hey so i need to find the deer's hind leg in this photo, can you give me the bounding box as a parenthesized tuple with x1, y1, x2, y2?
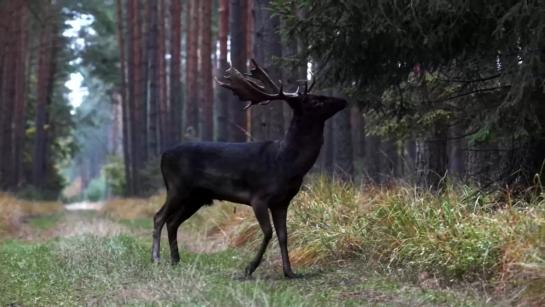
(166, 197, 203, 264)
(152, 191, 184, 263)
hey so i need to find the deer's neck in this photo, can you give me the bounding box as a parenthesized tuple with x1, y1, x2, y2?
(278, 116, 324, 176)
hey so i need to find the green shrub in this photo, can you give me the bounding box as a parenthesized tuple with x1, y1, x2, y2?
(103, 155, 126, 196)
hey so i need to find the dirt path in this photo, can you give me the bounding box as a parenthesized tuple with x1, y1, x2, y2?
(64, 201, 105, 211)
(18, 206, 230, 254)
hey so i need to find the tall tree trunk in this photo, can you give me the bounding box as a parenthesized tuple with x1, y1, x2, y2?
(350, 106, 365, 181)
(169, 0, 183, 145)
(0, 3, 5, 188)
(199, 0, 213, 140)
(13, 0, 29, 188)
(139, 0, 149, 164)
(380, 139, 398, 183)
(130, 0, 143, 192)
(216, 0, 230, 142)
(33, 8, 56, 188)
(147, 0, 159, 156)
(157, 0, 168, 151)
(228, 0, 248, 142)
(185, 0, 199, 139)
(333, 106, 354, 180)
(365, 134, 382, 183)
(0, 2, 16, 189)
(321, 119, 334, 176)
(116, 0, 133, 195)
(416, 125, 448, 190)
(448, 124, 466, 179)
(252, 0, 283, 141)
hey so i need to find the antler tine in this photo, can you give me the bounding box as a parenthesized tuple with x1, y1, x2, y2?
(249, 59, 279, 93)
(216, 60, 300, 109)
(308, 79, 316, 93)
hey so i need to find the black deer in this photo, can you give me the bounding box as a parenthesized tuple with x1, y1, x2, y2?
(152, 59, 347, 278)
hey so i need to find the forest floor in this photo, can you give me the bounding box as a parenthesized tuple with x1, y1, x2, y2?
(0, 203, 499, 306)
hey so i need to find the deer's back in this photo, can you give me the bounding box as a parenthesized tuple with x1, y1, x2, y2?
(160, 141, 291, 205)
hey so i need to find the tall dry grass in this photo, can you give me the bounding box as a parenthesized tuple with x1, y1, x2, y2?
(0, 192, 63, 238)
(210, 177, 545, 303)
(100, 177, 545, 303)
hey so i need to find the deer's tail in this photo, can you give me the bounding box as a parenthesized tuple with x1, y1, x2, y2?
(160, 153, 170, 191)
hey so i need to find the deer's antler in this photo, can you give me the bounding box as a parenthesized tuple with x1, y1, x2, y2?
(215, 59, 300, 109)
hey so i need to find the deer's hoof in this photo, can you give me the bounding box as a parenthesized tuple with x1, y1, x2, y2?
(284, 271, 303, 279)
(171, 258, 180, 266)
(244, 265, 254, 278)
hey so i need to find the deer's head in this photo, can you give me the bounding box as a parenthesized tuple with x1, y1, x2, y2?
(216, 59, 347, 122)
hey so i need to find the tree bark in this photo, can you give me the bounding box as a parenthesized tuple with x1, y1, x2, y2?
(0, 1, 15, 189)
(147, 0, 160, 156)
(216, 0, 230, 142)
(138, 0, 149, 163)
(116, 0, 133, 195)
(13, 0, 29, 188)
(416, 125, 448, 190)
(32, 7, 57, 188)
(228, 0, 248, 142)
(252, 0, 283, 141)
(199, 0, 213, 140)
(157, 0, 168, 151)
(380, 139, 398, 182)
(350, 106, 365, 181)
(169, 0, 183, 145)
(129, 0, 143, 192)
(185, 0, 199, 138)
(333, 107, 354, 180)
(365, 134, 382, 184)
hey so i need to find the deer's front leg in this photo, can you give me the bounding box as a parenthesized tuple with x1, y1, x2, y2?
(244, 201, 273, 277)
(271, 206, 300, 279)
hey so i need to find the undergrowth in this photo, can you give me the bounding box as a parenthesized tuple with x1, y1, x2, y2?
(0, 193, 62, 238)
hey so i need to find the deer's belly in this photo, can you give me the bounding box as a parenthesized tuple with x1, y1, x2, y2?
(192, 175, 252, 205)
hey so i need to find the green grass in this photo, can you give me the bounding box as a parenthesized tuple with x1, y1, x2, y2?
(118, 217, 153, 230)
(0, 233, 487, 306)
(27, 213, 63, 230)
(3, 177, 545, 305)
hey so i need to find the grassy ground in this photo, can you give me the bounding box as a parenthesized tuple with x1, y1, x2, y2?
(0, 212, 487, 306)
(1, 178, 544, 305)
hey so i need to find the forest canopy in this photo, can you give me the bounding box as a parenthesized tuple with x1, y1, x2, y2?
(1, 0, 544, 199)
(274, 0, 545, 187)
